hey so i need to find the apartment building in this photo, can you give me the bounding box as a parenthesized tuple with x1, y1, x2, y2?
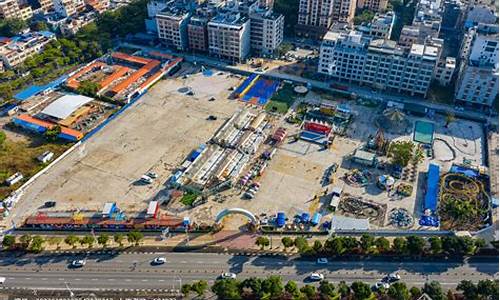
(156, 6, 190, 50)
(297, 0, 356, 38)
(36, 0, 55, 12)
(434, 56, 456, 85)
(0, 0, 33, 20)
(59, 11, 96, 36)
(188, 16, 209, 52)
(455, 24, 499, 108)
(249, 7, 284, 55)
(0, 31, 56, 69)
(53, 0, 84, 17)
(207, 11, 250, 62)
(412, 0, 443, 40)
(357, 11, 394, 40)
(318, 29, 439, 96)
(357, 0, 388, 12)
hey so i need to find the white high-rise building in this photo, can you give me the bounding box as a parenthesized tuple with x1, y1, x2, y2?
(208, 11, 250, 62)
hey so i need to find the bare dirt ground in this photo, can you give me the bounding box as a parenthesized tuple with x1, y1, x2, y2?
(6, 66, 245, 226)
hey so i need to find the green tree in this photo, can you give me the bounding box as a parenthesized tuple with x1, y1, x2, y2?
(429, 236, 443, 255)
(410, 286, 422, 299)
(46, 236, 63, 250)
(338, 281, 351, 298)
(312, 240, 323, 253)
(44, 125, 61, 141)
(388, 141, 415, 167)
(360, 234, 374, 253)
(477, 279, 498, 300)
(354, 10, 375, 25)
(285, 280, 301, 298)
(388, 282, 410, 300)
(0, 131, 6, 149)
(19, 234, 32, 249)
(2, 235, 15, 249)
(81, 235, 95, 249)
(294, 236, 309, 253)
(374, 237, 390, 253)
(191, 280, 208, 297)
(281, 237, 294, 250)
(31, 21, 49, 32)
(97, 234, 110, 248)
(261, 275, 284, 298)
(114, 233, 125, 247)
(0, 18, 28, 36)
(422, 281, 444, 300)
(444, 111, 456, 128)
(457, 280, 478, 300)
(127, 231, 143, 246)
(65, 235, 79, 248)
(256, 236, 270, 249)
(392, 237, 408, 254)
(77, 80, 100, 96)
(300, 285, 317, 299)
(319, 280, 336, 298)
(29, 236, 45, 253)
(406, 236, 426, 256)
(181, 283, 191, 296)
(324, 237, 346, 255)
(351, 281, 372, 300)
(212, 279, 241, 299)
(240, 277, 263, 297)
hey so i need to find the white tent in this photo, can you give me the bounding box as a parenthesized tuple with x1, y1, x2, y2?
(41, 94, 93, 120)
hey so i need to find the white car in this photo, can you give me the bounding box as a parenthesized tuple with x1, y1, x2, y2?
(220, 272, 237, 280)
(309, 273, 324, 281)
(152, 257, 166, 265)
(374, 282, 390, 290)
(146, 172, 158, 179)
(383, 272, 401, 282)
(140, 175, 153, 184)
(0, 277, 5, 284)
(71, 259, 86, 268)
(317, 258, 328, 264)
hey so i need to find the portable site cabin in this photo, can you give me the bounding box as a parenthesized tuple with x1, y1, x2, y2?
(146, 201, 159, 218)
(102, 202, 117, 218)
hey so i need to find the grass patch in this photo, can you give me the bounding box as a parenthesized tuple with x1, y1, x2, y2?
(0, 133, 71, 199)
(264, 83, 297, 114)
(180, 192, 198, 206)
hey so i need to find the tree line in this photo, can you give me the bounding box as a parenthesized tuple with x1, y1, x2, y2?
(1, 231, 144, 252)
(0, 0, 148, 102)
(185, 276, 498, 300)
(256, 234, 487, 257)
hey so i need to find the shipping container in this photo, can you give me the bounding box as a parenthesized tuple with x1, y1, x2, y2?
(311, 212, 322, 226)
(276, 212, 286, 227)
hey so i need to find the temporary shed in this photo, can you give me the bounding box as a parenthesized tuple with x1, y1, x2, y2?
(330, 216, 370, 231)
(41, 94, 93, 120)
(352, 149, 377, 166)
(424, 163, 440, 213)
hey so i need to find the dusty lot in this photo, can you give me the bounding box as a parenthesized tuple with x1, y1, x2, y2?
(6, 67, 245, 225)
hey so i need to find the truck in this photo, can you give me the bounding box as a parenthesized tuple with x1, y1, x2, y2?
(311, 212, 322, 226)
(276, 212, 286, 227)
(329, 186, 343, 211)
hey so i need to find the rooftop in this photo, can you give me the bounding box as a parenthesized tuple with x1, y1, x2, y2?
(41, 94, 94, 120)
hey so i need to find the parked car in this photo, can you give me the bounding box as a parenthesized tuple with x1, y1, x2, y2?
(207, 115, 217, 121)
(373, 282, 390, 290)
(44, 201, 56, 208)
(219, 272, 237, 279)
(309, 273, 324, 281)
(382, 272, 401, 283)
(140, 175, 153, 184)
(0, 277, 5, 284)
(71, 260, 86, 268)
(146, 172, 158, 179)
(152, 257, 166, 265)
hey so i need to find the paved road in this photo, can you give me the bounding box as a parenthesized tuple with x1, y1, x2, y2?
(0, 253, 496, 291)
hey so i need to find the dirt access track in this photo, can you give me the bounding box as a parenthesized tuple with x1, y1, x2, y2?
(5, 68, 244, 227)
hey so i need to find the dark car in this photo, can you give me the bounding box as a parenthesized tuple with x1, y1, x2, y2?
(44, 201, 56, 208)
(207, 115, 217, 121)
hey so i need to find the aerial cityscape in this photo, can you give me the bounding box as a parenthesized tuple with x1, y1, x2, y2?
(0, 0, 497, 298)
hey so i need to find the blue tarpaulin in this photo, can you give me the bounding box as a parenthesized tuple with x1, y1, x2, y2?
(450, 165, 479, 178)
(424, 163, 440, 212)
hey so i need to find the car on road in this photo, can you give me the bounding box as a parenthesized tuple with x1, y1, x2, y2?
(219, 272, 237, 280)
(146, 172, 158, 179)
(207, 115, 217, 121)
(71, 260, 86, 268)
(317, 258, 328, 264)
(373, 282, 390, 290)
(152, 257, 166, 265)
(0, 277, 5, 284)
(308, 273, 324, 281)
(382, 272, 401, 283)
(44, 201, 56, 208)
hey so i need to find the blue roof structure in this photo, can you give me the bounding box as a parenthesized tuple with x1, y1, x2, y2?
(450, 165, 479, 178)
(14, 74, 69, 101)
(424, 163, 440, 212)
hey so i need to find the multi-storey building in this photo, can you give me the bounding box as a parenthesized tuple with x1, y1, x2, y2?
(36, 0, 55, 12)
(0, 31, 56, 68)
(297, 0, 356, 38)
(318, 29, 439, 96)
(455, 24, 499, 108)
(357, 11, 394, 40)
(399, 25, 424, 50)
(53, 0, 76, 16)
(207, 11, 250, 62)
(188, 16, 209, 52)
(434, 56, 456, 85)
(356, 0, 388, 12)
(249, 7, 284, 55)
(0, 0, 33, 20)
(412, 0, 443, 40)
(156, 5, 190, 50)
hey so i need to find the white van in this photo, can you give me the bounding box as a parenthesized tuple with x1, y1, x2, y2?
(140, 175, 153, 184)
